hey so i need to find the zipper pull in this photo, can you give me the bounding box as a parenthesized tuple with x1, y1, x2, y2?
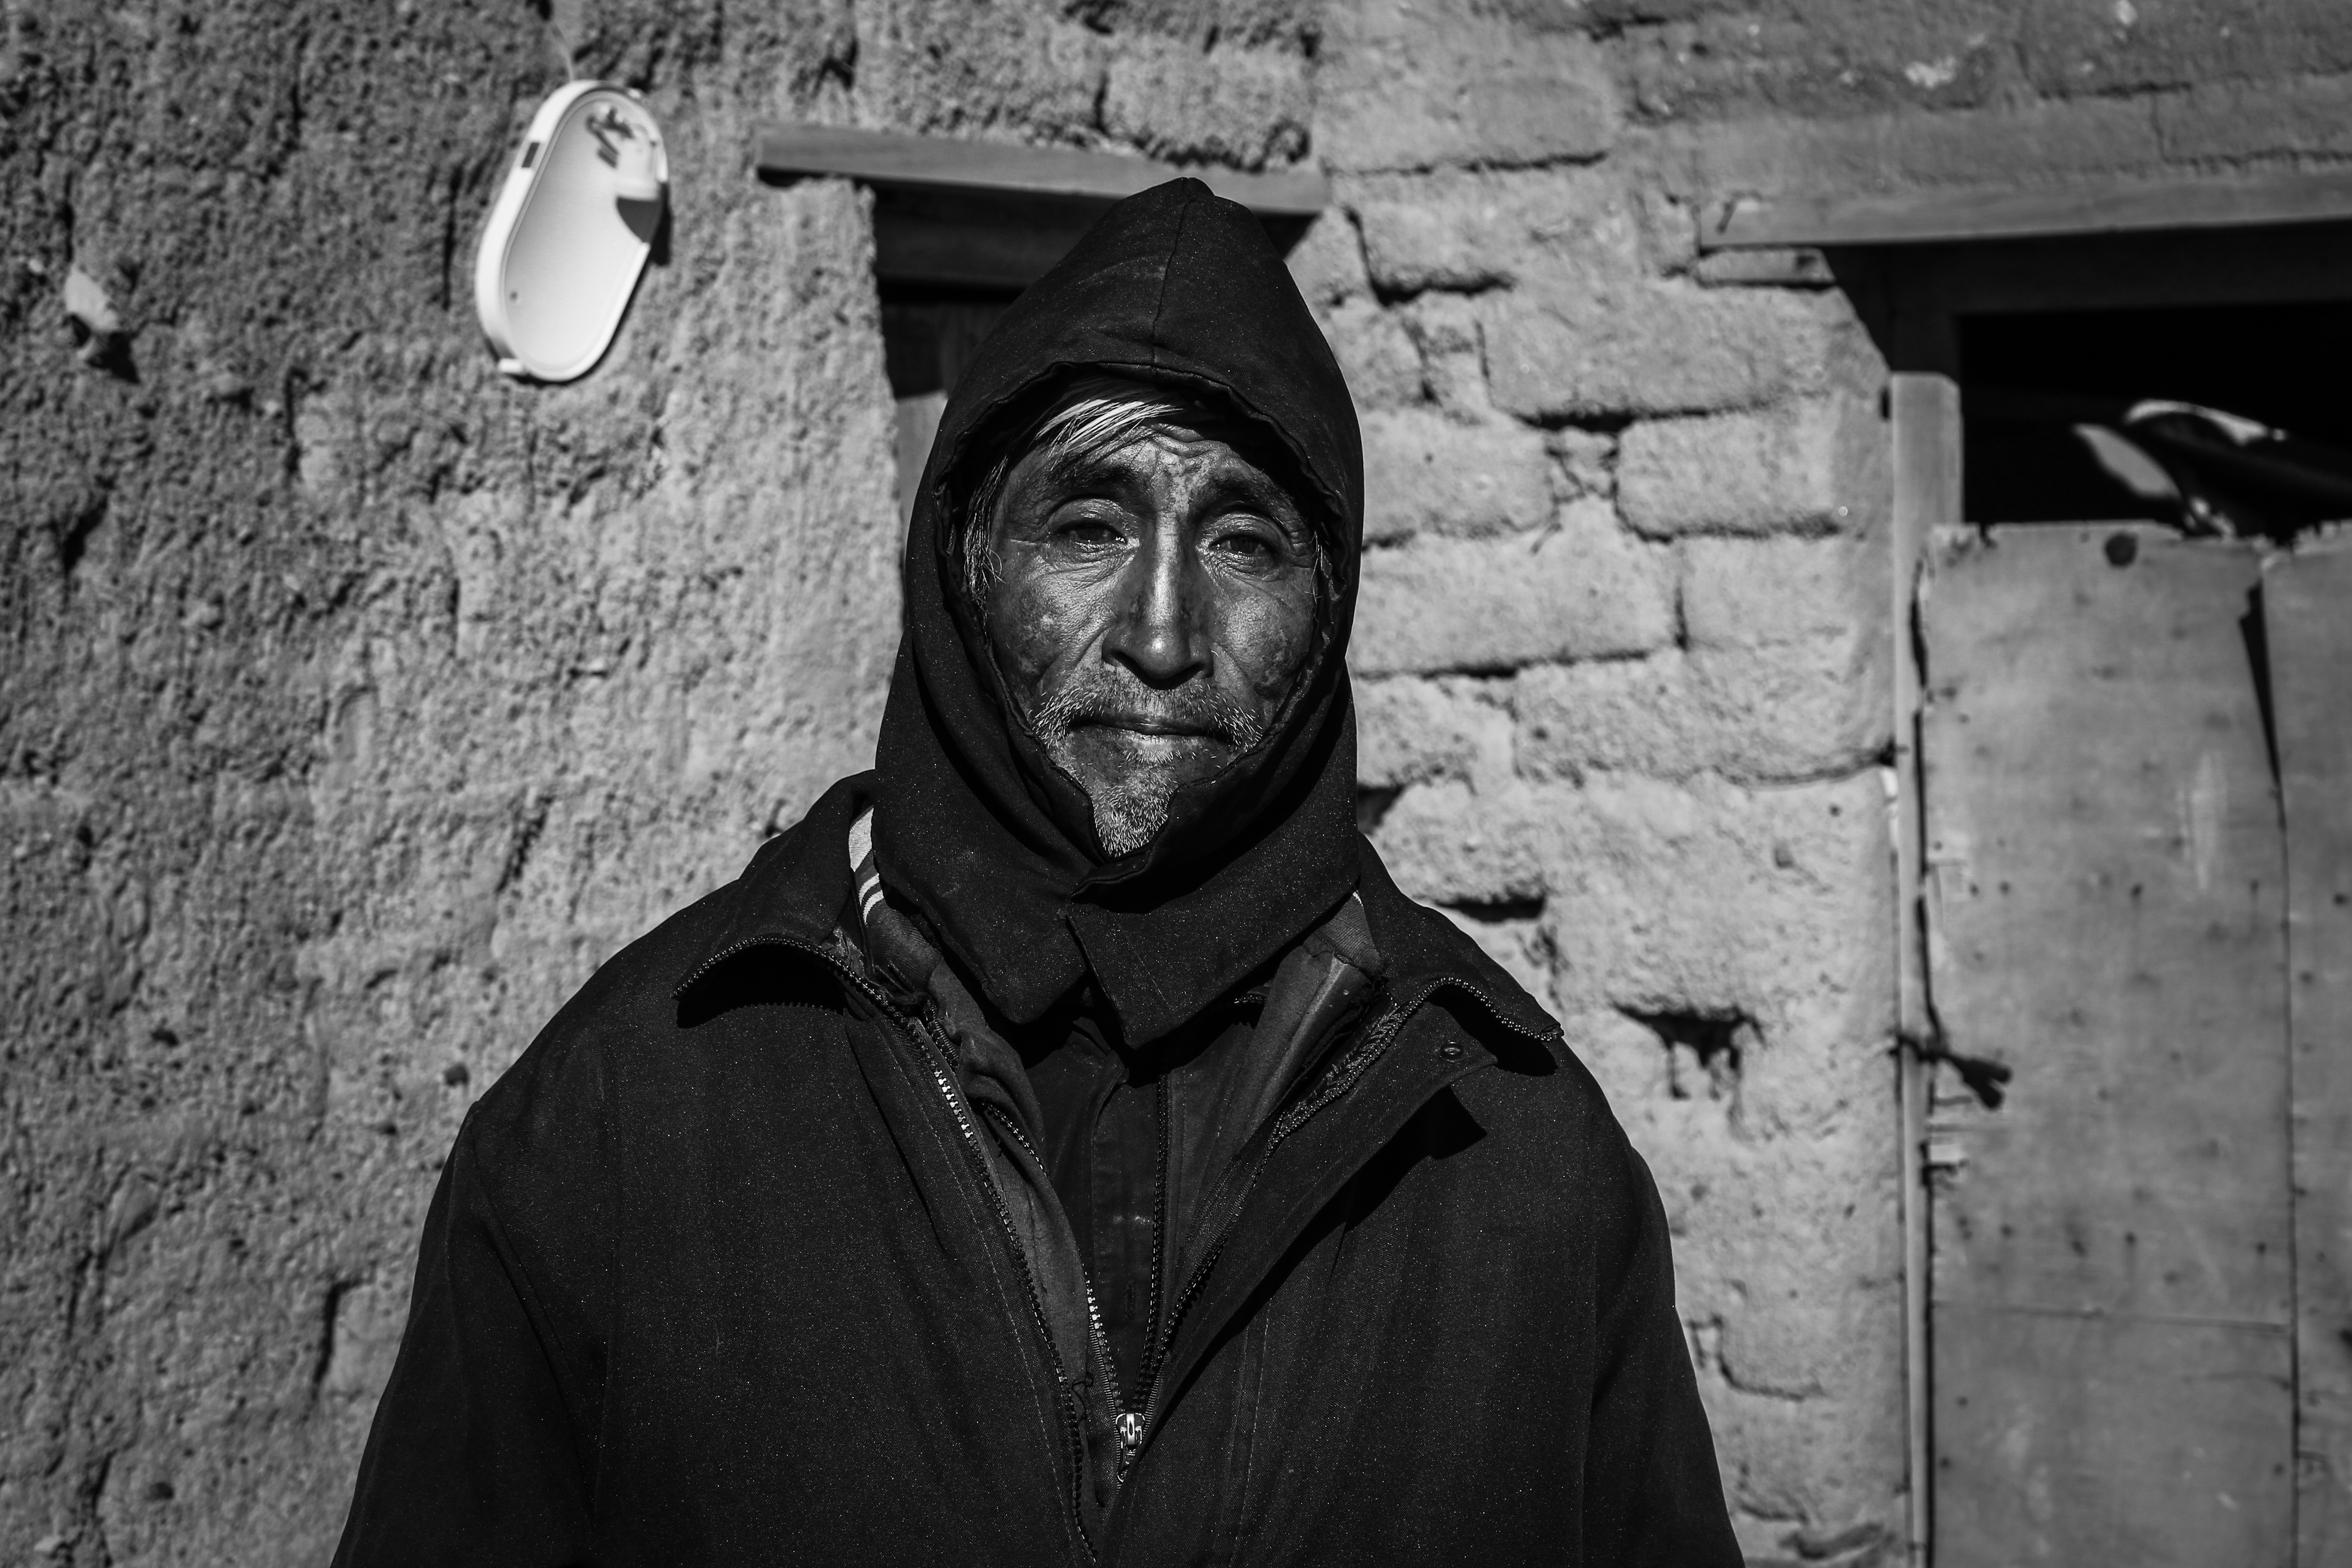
(1115, 1410, 1145, 1478)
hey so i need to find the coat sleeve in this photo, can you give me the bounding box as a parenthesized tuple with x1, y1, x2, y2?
(331, 1113, 598, 1567)
(1581, 1117, 1746, 1567)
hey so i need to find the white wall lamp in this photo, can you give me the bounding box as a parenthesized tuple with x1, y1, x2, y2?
(475, 82, 667, 383)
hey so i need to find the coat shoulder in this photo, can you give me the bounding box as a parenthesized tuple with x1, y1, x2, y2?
(462, 774, 872, 1171)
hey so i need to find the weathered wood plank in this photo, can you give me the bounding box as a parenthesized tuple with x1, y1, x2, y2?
(754, 122, 1329, 216)
(1934, 1305, 2291, 1567)
(1706, 167, 2352, 250)
(1890, 372, 1960, 1567)
(1920, 525, 2293, 1562)
(2264, 541, 2352, 1568)
(1924, 527, 2289, 1320)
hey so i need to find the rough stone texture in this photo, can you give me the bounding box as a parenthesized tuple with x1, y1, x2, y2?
(14, 0, 2350, 1563)
(1348, 166, 1645, 295)
(1479, 280, 1852, 422)
(1352, 502, 1675, 676)
(1359, 407, 1553, 544)
(1317, 0, 1616, 174)
(1354, 674, 1512, 791)
(1619, 397, 1884, 539)
(1681, 536, 1882, 651)
(1512, 644, 1888, 785)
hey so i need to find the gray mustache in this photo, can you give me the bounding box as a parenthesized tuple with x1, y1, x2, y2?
(1029, 674, 1265, 750)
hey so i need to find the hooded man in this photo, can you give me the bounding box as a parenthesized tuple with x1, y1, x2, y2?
(334, 179, 1740, 1567)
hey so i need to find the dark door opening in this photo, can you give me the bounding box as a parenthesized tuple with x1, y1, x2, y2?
(881, 285, 1017, 531)
(1959, 301, 2352, 537)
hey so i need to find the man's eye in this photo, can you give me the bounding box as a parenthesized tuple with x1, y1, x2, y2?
(1053, 516, 1124, 546)
(1208, 529, 1281, 563)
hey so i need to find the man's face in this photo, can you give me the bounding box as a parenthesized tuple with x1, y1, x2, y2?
(983, 420, 1319, 858)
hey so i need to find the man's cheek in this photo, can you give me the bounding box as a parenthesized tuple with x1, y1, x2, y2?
(1218, 596, 1314, 704)
(992, 581, 1103, 689)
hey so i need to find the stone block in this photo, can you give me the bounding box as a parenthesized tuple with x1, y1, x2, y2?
(1619, 399, 1881, 539)
(1318, 0, 1617, 173)
(1680, 535, 1878, 650)
(1101, 35, 1311, 169)
(1360, 409, 1554, 544)
(1618, 399, 1853, 540)
(1400, 292, 1494, 419)
(1366, 778, 1555, 907)
(1348, 168, 1641, 296)
(1479, 282, 1833, 422)
(1321, 296, 1425, 410)
(1370, 770, 1889, 1028)
(1284, 208, 1372, 307)
(1617, 6, 2007, 124)
(1542, 770, 1889, 1024)
(1355, 674, 1513, 790)
(1351, 500, 1674, 676)
(1549, 428, 1618, 504)
(1512, 643, 1888, 785)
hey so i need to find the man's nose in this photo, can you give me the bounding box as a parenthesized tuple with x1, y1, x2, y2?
(1102, 525, 1208, 687)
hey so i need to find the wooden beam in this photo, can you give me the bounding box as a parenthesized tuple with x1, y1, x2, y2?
(754, 122, 1328, 218)
(1889, 372, 1959, 1568)
(2265, 541, 2352, 1568)
(1706, 168, 2352, 251)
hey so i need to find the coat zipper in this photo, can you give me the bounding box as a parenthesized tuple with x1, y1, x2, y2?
(679, 938, 1555, 1516)
(687, 937, 1098, 1549)
(1119, 975, 1556, 1467)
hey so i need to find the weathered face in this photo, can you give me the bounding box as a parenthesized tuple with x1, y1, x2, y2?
(983, 422, 1320, 858)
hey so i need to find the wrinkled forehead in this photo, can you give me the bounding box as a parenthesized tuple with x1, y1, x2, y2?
(980, 373, 1318, 528)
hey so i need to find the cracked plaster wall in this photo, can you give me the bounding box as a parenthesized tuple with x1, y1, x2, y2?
(7, 1, 2351, 1564)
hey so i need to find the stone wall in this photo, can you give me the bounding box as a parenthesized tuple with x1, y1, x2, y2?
(6, 1, 2351, 1563)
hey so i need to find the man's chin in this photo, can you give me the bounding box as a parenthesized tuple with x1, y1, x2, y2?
(1042, 733, 1230, 858)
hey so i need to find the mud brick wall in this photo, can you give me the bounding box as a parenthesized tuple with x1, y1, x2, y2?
(8, 2, 2351, 1563)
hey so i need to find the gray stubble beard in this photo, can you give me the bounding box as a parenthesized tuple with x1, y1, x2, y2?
(1029, 678, 1265, 859)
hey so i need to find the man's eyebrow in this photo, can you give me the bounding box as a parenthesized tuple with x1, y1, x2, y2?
(1192, 465, 1312, 534)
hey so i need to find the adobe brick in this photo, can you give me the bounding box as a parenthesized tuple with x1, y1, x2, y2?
(1479, 282, 1832, 422)
(1361, 409, 1555, 544)
(1351, 500, 1674, 676)
(1348, 168, 1640, 296)
(1512, 644, 1888, 785)
(1355, 674, 1514, 790)
(1680, 536, 1881, 651)
(1618, 398, 1880, 539)
(1318, 0, 1616, 174)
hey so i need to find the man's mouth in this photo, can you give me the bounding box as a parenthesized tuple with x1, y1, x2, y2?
(1084, 714, 1220, 738)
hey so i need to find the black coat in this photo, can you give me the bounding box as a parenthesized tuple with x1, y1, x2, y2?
(334, 178, 1739, 1564)
(332, 778, 1740, 1566)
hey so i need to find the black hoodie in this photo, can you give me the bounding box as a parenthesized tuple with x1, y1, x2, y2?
(332, 180, 1742, 1568)
(874, 178, 1365, 1049)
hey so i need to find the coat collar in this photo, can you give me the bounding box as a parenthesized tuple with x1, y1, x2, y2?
(673, 773, 875, 1002)
(675, 770, 1559, 1057)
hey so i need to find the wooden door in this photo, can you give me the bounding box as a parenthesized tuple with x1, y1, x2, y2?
(1921, 525, 2296, 1563)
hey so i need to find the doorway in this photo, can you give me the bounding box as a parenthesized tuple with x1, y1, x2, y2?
(1861, 226, 2352, 1566)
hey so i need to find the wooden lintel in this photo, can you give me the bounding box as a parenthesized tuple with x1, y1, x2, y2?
(754, 122, 1328, 219)
(1705, 168, 2352, 251)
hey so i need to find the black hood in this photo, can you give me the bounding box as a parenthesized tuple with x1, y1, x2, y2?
(872, 177, 1365, 1048)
